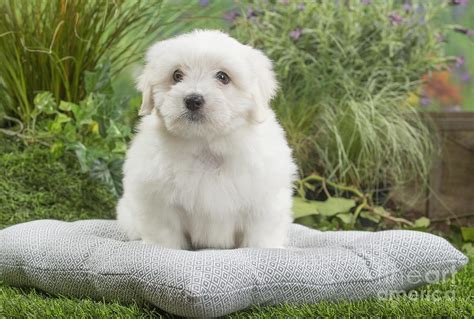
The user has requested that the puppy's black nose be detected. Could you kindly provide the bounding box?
[184,94,205,111]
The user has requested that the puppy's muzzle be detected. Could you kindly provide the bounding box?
[184,94,205,111]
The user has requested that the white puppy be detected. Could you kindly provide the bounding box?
[117,30,297,250]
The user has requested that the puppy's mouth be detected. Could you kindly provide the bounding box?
[183,110,205,123]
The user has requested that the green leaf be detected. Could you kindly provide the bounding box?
[315,197,356,216]
[106,122,123,138]
[112,141,127,154]
[59,101,78,112]
[461,227,474,242]
[90,158,124,197]
[75,95,97,126]
[336,212,353,224]
[414,217,430,228]
[293,197,320,219]
[294,215,317,228]
[293,196,356,219]
[67,141,89,173]
[50,120,62,135]
[62,123,77,142]
[49,141,64,158]
[360,211,381,223]
[55,113,71,124]
[34,92,57,114]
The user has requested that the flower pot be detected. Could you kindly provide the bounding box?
[427,112,474,221]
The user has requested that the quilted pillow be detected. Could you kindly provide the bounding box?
[0,219,467,317]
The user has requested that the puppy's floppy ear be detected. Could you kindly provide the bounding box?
[137,71,154,116]
[247,47,278,122]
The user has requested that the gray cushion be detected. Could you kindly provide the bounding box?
[0,219,467,317]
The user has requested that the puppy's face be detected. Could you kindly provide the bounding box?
[138,30,277,139]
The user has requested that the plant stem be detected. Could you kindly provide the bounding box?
[299,174,415,227]
[302,175,365,198]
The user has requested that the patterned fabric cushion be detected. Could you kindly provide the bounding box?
[0,219,467,317]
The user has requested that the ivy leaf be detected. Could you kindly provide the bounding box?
[293,197,356,219]
[50,113,71,134]
[112,141,127,154]
[74,95,98,126]
[49,141,64,159]
[106,121,123,138]
[59,101,78,112]
[316,197,356,216]
[336,212,353,224]
[461,227,474,242]
[414,217,430,228]
[67,141,89,173]
[90,158,124,197]
[34,92,57,114]
[62,122,77,142]
[293,197,320,219]
[294,215,318,228]
[360,211,381,223]
[89,121,100,135]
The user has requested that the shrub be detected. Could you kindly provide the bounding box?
[29,61,134,197]
[0,0,233,197]
[233,0,449,198]
[0,0,164,127]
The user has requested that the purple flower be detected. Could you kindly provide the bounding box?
[279,0,290,4]
[199,0,209,7]
[388,12,403,25]
[361,0,372,4]
[297,2,305,10]
[460,72,471,82]
[455,56,465,68]
[420,97,431,107]
[289,28,302,40]
[467,29,474,37]
[247,5,257,18]
[224,10,240,23]
[403,3,412,12]
[450,0,468,6]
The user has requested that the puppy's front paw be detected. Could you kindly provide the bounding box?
[240,235,287,249]
[241,219,289,249]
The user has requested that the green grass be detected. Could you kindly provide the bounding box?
[0,136,116,227]
[1,135,473,318]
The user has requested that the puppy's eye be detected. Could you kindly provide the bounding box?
[215,71,230,85]
[173,70,184,83]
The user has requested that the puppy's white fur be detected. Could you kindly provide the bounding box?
[117,30,297,249]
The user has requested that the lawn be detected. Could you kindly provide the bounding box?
[0,134,472,318]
